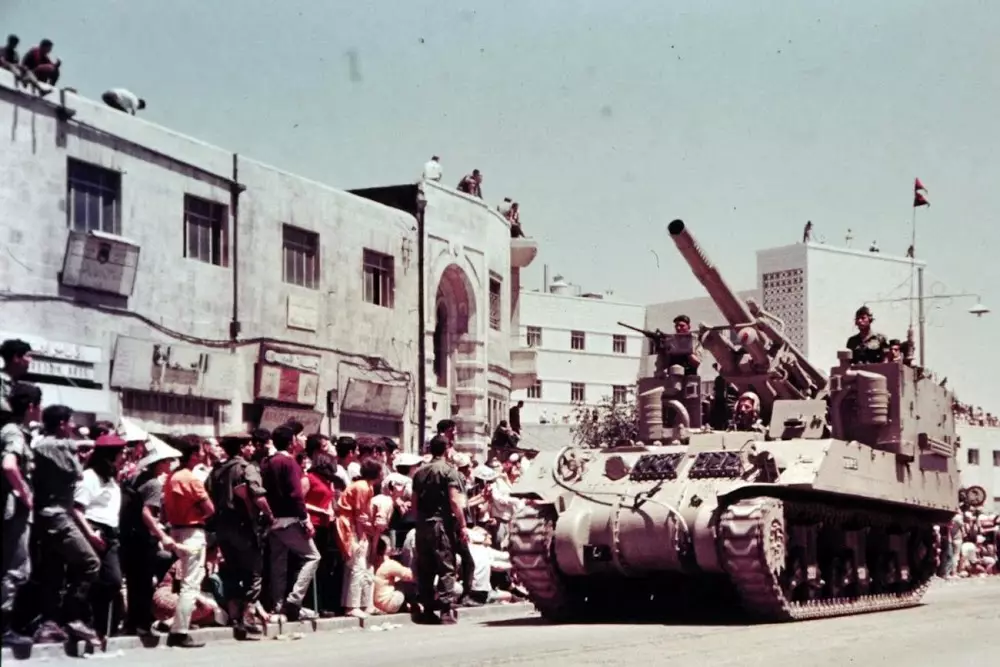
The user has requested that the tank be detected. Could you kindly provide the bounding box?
[507,219,960,622]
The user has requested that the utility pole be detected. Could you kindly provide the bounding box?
[416,187,427,453]
[917,265,926,367]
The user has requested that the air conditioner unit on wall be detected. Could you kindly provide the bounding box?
[61,230,141,298]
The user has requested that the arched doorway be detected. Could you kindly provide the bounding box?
[433,264,476,390]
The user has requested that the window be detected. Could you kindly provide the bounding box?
[282,225,320,289]
[967,448,979,466]
[363,249,395,308]
[67,158,121,234]
[993,450,1000,467]
[613,334,627,354]
[571,330,586,351]
[612,385,628,404]
[526,326,542,347]
[489,276,502,330]
[571,382,585,403]
[527,380,542,399]
[183,195,228,267]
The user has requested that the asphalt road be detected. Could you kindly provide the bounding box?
[29,578,1000,667]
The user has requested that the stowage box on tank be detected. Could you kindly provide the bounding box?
[507,219,959,623]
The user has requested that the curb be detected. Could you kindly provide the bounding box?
[1,602,537,662]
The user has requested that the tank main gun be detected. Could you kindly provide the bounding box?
[666,219,828,416]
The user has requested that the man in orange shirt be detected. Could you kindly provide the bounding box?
[163,440,215,649]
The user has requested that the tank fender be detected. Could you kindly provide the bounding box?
[691,497,725,574]
[509,448,564,503]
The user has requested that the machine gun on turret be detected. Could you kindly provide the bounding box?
[618,321,699,380]
[666,219,829,422]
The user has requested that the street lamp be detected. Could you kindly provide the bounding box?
[864,267,989,367]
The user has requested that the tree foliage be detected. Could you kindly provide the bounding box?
[569,395,639,448]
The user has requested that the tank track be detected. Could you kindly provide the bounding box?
[718,496,935,621]
[508,503,579,621]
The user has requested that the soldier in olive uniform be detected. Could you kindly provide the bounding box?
[667,315,701,375]
[0,340,33,429]
[1,382,42,648]
[845,306,889,364]
[411,435,468,624]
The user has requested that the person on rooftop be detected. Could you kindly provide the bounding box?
[457,169,483,198]
[423,155,442,181]
[102,88,146,115]
[0,35,21,76]
[21,39,60,89]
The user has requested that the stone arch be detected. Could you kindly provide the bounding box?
[433,263,478,388]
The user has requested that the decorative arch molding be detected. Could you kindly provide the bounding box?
[432,263,480,389]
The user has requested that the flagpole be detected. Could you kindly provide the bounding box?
[908,204,917,329]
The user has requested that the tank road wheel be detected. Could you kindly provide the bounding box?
[508,503,584,622]
[719,498,937,622]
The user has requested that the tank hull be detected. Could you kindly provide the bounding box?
[508,438,952,622]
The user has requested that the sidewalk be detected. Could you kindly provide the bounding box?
[2,602,536,662]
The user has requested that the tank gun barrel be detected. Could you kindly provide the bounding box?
[666,218,828,406]
[667,219,755,327]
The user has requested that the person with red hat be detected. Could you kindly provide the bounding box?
[73,433,128,641]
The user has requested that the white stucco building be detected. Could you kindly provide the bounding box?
[0,71,537,455]
[510,274,646,426]
[956,425,1000,513]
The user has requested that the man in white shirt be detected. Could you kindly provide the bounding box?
[422,155,442,181]
[102,88,146,115]
[497,197,512,218]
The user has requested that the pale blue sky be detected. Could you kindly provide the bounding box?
[4,0,998,405]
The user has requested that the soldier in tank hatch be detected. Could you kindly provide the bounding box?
[667,315,702,375]
[846,306,889,364]
[731,392,765,433]
[887,339,904,363]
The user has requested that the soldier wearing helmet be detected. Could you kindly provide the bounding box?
[846,306,889,364]
[731,391,765,433]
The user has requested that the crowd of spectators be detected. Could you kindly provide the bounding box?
[953,402,998,428]
[2,337,534,651]
[935,508,999,578]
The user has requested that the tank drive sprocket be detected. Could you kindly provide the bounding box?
[718,496,936,621]
[508,503,585,621]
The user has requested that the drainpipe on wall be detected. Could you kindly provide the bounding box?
[416,188,428,453]
[229,153,247,342]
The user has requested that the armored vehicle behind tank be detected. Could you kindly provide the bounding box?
[507,219,960,622]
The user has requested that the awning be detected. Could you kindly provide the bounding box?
[39,384,115,417]
[259,405,324,433]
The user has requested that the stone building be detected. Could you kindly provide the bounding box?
[0,71,537,454]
